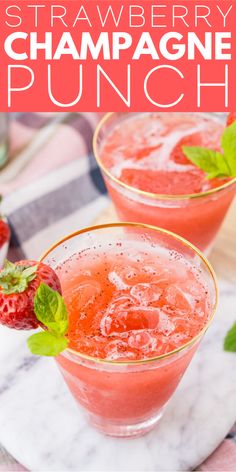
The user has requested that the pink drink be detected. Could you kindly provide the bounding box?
[58,243,211,360]
[42,224,217,437]
[94,113,236,252]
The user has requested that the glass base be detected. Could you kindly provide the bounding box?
[88,409,165,438]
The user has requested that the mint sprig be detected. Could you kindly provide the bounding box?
[183,121,236,179]
[27,331,68,357]
[27,283,69,357]
[34,283,68,336]
[224,323,236,353]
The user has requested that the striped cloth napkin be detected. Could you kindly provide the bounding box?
[0,112,236,471]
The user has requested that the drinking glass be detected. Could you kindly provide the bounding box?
[41,223,218,437]
[93,113,236,253]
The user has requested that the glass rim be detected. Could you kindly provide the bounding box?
[93,112,236,201]
[40,222,218,367]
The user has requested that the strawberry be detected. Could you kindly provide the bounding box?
[226,113,236,126]
[0,260,61,330]
[0,218,10,249]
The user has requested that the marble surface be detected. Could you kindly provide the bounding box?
[0,278,235,472]
[0,201,236,471]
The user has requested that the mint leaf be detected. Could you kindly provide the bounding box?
[221,121,236,175]
[182,146,231,178]
[34,283,68,335]
[182,120,236,180]
[224,322,236,352]
[27,283,69,357]
[27,331,68,356]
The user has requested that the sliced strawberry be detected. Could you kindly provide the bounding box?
[0,260,61,330]
[226,113,236,126]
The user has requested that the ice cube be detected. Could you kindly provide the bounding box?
[128,330,158,352]
[158,310,175,335]
[67,280,101,311]
[131,283,162,306]
[100,296,133,336]
[131,307,160,329]
[170,313,200,339]
[100,296,160,336]
[164,285,196,314]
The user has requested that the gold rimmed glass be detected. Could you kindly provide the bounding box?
[93,113,236,253]
[41,223,218,437]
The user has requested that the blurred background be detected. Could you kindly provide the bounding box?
[0,112,102,195]
[0,112,111,263]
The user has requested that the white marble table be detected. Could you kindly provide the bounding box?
[0,202,235,471]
